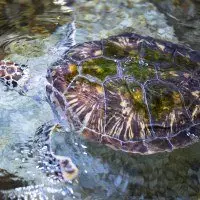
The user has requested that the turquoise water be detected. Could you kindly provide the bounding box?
[0,0,200,199]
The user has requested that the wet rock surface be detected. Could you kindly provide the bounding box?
[151,0,200,50]
[0,169,27,190]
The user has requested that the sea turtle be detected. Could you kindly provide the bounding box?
[0,24,200,181]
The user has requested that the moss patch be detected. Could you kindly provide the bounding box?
[128,82,149,120]
[143,47,172,63]
[123,59,156,82]
[103,39,138,59]
[174,53,198,71]
[147,83,183,121]
[82,57,117,81]
[63,64,79,83]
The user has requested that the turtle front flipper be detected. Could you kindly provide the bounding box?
[54,155,79,181]
[0,60,29,93]
[49,124,79,181]
[34,122,79,182]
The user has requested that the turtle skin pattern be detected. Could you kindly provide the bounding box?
[48,33,199,154]
[0,60,28,90]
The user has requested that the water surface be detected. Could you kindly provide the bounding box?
[0,0,200,199]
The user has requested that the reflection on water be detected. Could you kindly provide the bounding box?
[151,0,200,50]
[0,0,200,199]
[0,0,73,36]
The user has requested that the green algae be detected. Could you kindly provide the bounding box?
[144,47,172,63]
[107,79,149,122]
[147,84,183,120]
[128,81,149,121]
[174,53,199,70]
[160,69,180,80]
[82,57,117,81]
[63,63,79,84]
[103,39,138,59]
[103,40,128,59]
[123,59,156,82]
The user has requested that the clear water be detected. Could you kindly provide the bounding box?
[0,0,200,199]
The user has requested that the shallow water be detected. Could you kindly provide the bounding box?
[0,0,200,199]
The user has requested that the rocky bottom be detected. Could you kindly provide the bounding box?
[1,124,200,200]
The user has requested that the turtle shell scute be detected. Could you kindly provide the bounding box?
[47,33,200,154]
